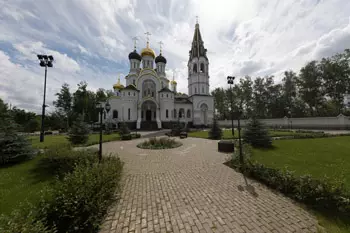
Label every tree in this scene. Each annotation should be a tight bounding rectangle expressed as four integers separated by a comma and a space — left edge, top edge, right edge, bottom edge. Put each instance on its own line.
119, 122, 130, 136
0, 116, 34, 164
24, 118, 39, 132
282, 70, 297, 115
211, 88, 229, 120
53, 83, 72, 130
297, 61, 325, 116
238, 76, 254, 117
319, 51, 350, 114
67, 115, 89, 145
243, 118, 272, 148
72, 81, 98, 123
208, 117, 222, 139
96, 88, 107, 102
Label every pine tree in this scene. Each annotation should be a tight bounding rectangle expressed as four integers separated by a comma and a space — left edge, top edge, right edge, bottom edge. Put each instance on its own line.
243, 118, 272, 148
67, 115, 89, 145
208, 117, 222, 140
0, 116, 34, 164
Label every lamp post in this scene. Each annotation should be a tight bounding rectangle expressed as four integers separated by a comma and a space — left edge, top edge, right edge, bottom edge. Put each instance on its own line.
237, 109, 243, 165
37, 54, 54, 142
227, 76, 235, 137
96, 101, 111, 162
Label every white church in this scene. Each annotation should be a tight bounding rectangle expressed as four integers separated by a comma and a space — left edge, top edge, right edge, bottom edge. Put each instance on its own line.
105, 22, 214, 130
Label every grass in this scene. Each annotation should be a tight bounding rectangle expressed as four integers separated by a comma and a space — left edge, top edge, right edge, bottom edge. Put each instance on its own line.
188, 129, 308, 139
0, 156, 54, 216
252, 136, 350, 233
28, 133, 121, 149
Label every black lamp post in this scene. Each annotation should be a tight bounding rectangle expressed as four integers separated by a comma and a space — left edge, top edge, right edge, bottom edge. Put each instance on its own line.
237, 109, 243, 165
227, 76, 235, 137
37, 54, 54, 142
96, 101, 111, 162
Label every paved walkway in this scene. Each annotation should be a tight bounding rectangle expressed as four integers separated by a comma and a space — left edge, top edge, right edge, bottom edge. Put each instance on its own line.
98, 137, 318, 233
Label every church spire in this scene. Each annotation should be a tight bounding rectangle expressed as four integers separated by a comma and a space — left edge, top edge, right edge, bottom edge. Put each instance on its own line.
189, 17, 207, 61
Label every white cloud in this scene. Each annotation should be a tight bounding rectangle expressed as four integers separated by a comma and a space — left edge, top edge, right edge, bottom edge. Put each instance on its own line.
1, 0, 350, 112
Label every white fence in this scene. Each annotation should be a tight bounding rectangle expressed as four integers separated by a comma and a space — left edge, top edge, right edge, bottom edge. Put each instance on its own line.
218, 114, 350, 130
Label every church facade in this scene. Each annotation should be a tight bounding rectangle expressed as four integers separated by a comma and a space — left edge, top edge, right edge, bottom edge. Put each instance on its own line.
105, 22, 214, 130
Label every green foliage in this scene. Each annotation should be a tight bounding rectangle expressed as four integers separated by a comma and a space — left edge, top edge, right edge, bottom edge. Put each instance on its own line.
121, 134, 132, 140
39, 156, 123, 233
0, 202, 54, 233
229, 158, 350, 215
119, 122, 130, 136
208, 117, 222, 139
67, 115, 89, 145
138, 137, 182, 149
25, 118, 40, 132
0, 117, 34, 164
1, 147, 123, 233
33, 145, 98, 179
104, 121, 113, 135
243, 118, 272, 148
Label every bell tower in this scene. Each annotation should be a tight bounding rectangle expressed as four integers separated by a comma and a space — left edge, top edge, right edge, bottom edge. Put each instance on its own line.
188, 18, 209, 96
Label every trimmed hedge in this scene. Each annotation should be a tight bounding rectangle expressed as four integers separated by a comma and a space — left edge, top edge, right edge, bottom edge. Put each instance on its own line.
137, 137, 182, 149
0, 147, 123, 233
228, 154, 350, 215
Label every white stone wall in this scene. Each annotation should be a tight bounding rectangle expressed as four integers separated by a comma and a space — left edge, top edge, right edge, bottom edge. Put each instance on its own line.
159, 92, 174, 122
174, 102, 192, 122
190, 95, 214, 126
218, 115, 350, 130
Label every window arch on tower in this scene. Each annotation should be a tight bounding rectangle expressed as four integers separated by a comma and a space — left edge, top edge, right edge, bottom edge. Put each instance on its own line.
193, 63, 197, 73
200, 63, 205, 72
113, 110, 118, 119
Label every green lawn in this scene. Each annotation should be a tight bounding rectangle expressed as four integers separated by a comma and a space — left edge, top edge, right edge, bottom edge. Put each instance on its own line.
252, 136, 350, 233
189, 129, 307, 139
28, 133, 121, 149
0, 156, 54, 215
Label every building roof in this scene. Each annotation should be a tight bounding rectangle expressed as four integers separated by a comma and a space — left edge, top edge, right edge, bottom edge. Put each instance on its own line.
128, 50, 142, 61
155, 53, 167, 64
158, 87, 173, 92
174, 96, 192, 104
189, 23, 208, 61
123, 84, 139, 91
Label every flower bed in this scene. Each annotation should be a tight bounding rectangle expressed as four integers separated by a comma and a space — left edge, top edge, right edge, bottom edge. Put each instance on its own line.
137, 137, 182, 149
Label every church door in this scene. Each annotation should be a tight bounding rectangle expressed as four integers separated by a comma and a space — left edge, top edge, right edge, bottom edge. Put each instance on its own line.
146, 110, 152, 121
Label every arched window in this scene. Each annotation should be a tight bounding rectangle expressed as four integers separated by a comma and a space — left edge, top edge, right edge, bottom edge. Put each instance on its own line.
187, 109, 191, 118
193, 63, 197, 73
128, 108, 130, 120
179, 108, 185, 118
195, 87, 197, 94
174, 109, 177, 118
133, 79, 135, 85
200, 63, 205, 72
113, 110, 118, 119
166, 109, 169, 118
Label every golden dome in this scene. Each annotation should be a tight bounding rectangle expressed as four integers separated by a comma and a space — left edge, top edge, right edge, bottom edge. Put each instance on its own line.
140, 42, 156, 58
170, 80, 177, 85
113, 78, 124, 90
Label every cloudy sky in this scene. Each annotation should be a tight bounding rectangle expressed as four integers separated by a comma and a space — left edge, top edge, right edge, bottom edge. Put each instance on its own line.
1, 0, 350, 113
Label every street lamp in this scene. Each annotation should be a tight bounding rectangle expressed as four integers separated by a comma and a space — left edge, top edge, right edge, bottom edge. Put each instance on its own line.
37, 54, 54, 142
227, 76, 235, 137
96, 101, 111, 162
236, 109, 243, 166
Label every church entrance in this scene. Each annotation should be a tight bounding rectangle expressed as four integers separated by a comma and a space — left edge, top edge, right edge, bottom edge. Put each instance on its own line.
146, 110, 152, 121
200, 103, 208, 126
140, 100, 158, 130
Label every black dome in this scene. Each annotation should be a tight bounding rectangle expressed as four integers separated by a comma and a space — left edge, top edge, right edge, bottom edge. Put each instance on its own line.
128, 50, 141, 61
155, 54, 167, 64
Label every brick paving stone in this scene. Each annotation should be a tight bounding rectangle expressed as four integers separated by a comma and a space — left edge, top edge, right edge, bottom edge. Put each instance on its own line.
97, 137, 318, 233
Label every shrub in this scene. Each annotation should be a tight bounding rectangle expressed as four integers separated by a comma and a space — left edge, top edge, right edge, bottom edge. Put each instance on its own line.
243, 118, 272, 148
121, 134, 132, 140
105, 121, 113, 135
39, 155, 123, 233
67, 115, 89, 145
132, 133, 141, 138
228, 157, 350, 215
208, 117, 222, 139
119, 122, 130, 136
33, 145, 98, 179
137, 137, 182, 149
0, 116, 34, 165
0, 202, 54, 233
